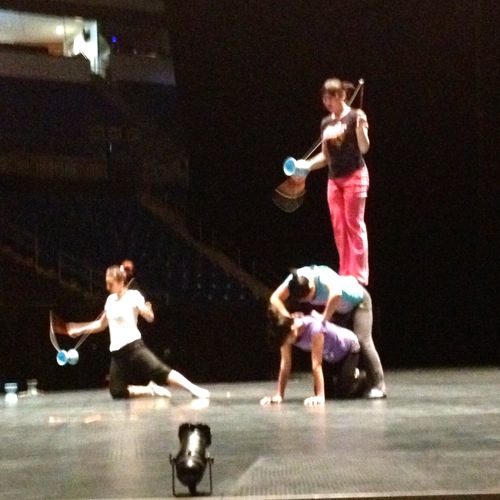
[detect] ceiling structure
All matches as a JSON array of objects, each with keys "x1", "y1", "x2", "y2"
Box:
[{"x1": 0, "y1": 8, "x2": 85, "y2": 46}]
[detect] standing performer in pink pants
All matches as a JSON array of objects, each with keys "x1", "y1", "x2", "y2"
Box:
[{"x1": 299, "y1": 78, "x2": 370, "y2": 285}]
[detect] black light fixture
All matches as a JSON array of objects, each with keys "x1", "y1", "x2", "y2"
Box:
[{"x1": 170, "y1": 423, "x2": 213, "y2": 496}]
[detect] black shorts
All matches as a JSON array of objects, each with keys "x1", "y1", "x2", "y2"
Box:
[{"x1": 109, "y1": 339, "x2": 172, "y2": 399}]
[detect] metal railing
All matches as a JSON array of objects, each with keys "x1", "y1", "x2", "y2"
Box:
[{"x1": 0, "y1": 216, "x2": 104, "y2": 298}]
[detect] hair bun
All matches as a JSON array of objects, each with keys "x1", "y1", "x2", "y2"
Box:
[
  {"x1": 120, "y1": 260, "x2": 135, "y2": 287},
  {"x1": 121, "y1": 259, "x2": 134, "y2": 272}
]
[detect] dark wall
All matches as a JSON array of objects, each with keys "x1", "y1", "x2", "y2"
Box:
[{"x1": 166, "y1": 0, "x2": 499, "y2": 367}]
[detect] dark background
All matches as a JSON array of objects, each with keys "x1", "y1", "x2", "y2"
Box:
[
  {"x1": 165, "y1": 0, "x2": 498, "y2": 367},
  {"x1": 0, "y1": 1, "x2": 497, "y2": 393}
]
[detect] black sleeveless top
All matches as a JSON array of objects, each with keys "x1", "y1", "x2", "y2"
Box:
[{"x1": 321, "y1": 109, "x2": 365, "y2": 179}]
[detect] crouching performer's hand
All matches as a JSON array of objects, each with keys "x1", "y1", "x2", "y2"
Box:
[{"x1": 260, "y1": 395, "x2": 283, "y2": 405}]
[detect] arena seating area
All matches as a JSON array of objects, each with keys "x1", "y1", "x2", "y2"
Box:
[
  {"x1": 0, "y1": 78, "x2": 113, "y2": 157},
  {"x1": 0, "y1": 77, "x2": 179, "y2": 163},
  {"x1": 0, "y1": 185, "x2": 260, "y2": 306},
  {"x1": 0, "y1": 184, "x2": 271, "y2": 388}
]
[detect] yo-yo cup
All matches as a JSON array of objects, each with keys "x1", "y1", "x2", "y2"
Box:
[
  {"x1": 57, "y1": 350, "x2": 69, "y2": 366},
  {"x1": 66, "y1": 349, "x2": 79, "y2": 365},
  {"x1": 283, "y1": 157, "x2": 309, "y2": 178}
]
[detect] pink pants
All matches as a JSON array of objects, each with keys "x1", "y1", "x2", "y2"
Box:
[{"x1": 327, "y1": 166, "x2": 369, "y2": 285}]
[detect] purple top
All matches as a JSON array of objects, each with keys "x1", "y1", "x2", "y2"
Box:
[{"x1": 294, "y1": 316, "x2": 358, "y2": 364}]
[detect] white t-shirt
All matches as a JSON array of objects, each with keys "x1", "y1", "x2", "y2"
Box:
[{"x1": 105, "y1": 289, "x2": 145, "y2": 352}]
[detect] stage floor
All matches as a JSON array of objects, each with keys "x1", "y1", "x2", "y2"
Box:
[{"x1": 1, "y1": 368, "x2": 499, "y2": 500}]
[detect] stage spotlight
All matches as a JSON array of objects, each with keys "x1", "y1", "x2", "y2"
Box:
[{"x1": 170, "y1": 423, "x2": 213, "y2": 496}]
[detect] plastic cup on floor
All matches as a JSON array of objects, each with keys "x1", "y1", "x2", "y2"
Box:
[
  {"x1": 26, "y1": 379, "x2": 39, "y2": 396},
  {"x1": 4, "y1": 382, "x2": 18, "y2": 404}
]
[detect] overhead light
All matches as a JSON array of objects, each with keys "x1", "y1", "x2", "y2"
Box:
[{"x1": 55, "y1": 25, "x2": 64, "y2": 36}]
